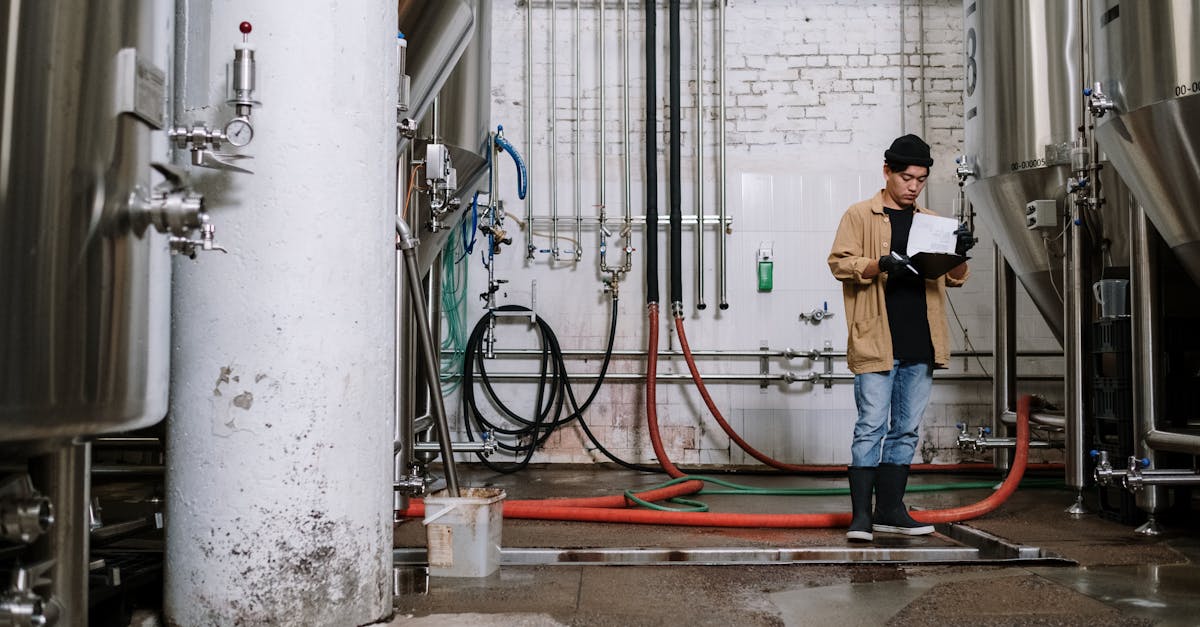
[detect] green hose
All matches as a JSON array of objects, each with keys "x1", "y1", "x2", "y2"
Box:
[{"x1": 439, "y1": 230, "x2": 470, "y2": 395}]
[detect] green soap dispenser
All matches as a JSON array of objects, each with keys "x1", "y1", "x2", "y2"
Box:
[{"x1": 757, "y1": 245, "x2": 773, "y2": 292}]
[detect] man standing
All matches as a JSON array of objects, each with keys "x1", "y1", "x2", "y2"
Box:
[{"x1": 827, "y1": 134, "x2": 974, "y2": 542}]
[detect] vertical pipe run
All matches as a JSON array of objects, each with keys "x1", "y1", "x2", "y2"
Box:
[
  {"x1": 1131, "y1": 205, "x2": 1164, "y2": 520},
  {"x1": 1065, "y1": 204, "x2": 1087, "y2": 493},
  {"x1": 525, "y1": 0, "x2": 534, "y2": 258},
  {"x1": 645, "y1": 0, "x2": 659, "y2": 304},
  {"x1": 717, "y1": 0, "x2": 728, "y2": 310},
  {"x1": 695, "y1": 0, "x2": 706, "y2": 310},
  {"x1": 573, "y1": 0, "x2": 582, "y2": 261},
  {"x1": 992, "y1": 245, "x2": 1016, "y2": 471},
  {"x1": 622, "y1": 0, "x2": 633, "y2": 272},
  {"x1": 31, "y1": 443, "x2": 90, "y2": 626},
  {"x1": 399, "y1": 220, "x2": 461, "y2": 498},
  {"x1": 550, "y1": 0, "x2": 559, "y2": 257},
  {"x1": 669, "y1": 0, "x2": 683, "y2": 310},
  {"x1": 595, "y1": 0, "x2": 604, "y2": 267}
]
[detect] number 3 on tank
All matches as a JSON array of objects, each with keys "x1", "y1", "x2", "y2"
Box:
[{"x1": 223, "y1": 117, "x2": 254, "y2": 147}]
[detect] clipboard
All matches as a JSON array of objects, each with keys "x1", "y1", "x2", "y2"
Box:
[{"x1": 910, "y1": 252, "x2": 968, "y2": 279}]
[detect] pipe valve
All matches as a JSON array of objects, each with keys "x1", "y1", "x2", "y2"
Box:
[
  {"x1": 170, "y1": 219, "x2": 228, "y2": 259},
  {"x1": 1092, "y1": 450, "x2": 1119, "y2": 486},
  {"x1": 127, "y1": 163, "x2": 226, "y2": 258},
  {"x1": 0, "y1": 477, "x2": 53, "y2": 545},
  {"x1": 0, "y1": 560, "x2": 53, "y2": 627},
  {"x1": 1085, "y1": 82, "x2": 1115, "y2": 118},
  {"x1": 799, "y1": 302, "x2": 835, "y2": 325},
  {"x1": 954, "y1": 155, "x2": 976, "y2": 182}
]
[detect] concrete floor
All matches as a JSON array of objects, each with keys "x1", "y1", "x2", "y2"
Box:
[{"x1": 391, "y1": 465, "x2": 1200, "y2": 626}]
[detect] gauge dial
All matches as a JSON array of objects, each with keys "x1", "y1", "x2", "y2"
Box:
[{"x1": 224, "y1": 117, "x2": 254, "y2": 147}]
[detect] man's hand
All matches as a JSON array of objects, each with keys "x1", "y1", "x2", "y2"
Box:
[
  {"x1": 878, "y1": 253, "x2": 918, "y2": 276},
  {"x1": 955, "y1": 224, "x2": 977, "y2": 256}
]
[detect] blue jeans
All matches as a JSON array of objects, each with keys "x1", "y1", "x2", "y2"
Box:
[{"x1": 851, "y1": 360, "x2": 934, "y2": 467}]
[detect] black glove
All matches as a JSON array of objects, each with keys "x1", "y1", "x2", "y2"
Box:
[
  {"x1": 878, "y1": 253, "x2": 917, "y2": 276},
  {"x1": 954, "y1": 224, "x2": 977, "y2": 256}
]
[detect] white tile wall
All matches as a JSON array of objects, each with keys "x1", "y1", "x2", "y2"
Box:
[{"x1": 442, "y1": 0, "x2": 1062, "y2": 467}]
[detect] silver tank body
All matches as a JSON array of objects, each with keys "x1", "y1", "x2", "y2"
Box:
[
  {"x1": 0, "y1": 1, "x2": 170, "y2": 442},
  {"x1": 411, "y1": 0, "x2": 491, "y2": 275},
  {"x1": 1091, "y1": 0, "x2": 1200, "y2": 285},
  {"x1": 962, "y1": 0, "x2": 1081, "y2": 342}
]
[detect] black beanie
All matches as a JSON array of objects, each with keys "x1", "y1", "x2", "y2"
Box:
[{"x1": 884, "y1": 134, "x2": 933, "y2": 168}]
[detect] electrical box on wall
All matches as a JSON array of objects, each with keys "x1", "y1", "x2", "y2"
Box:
[
  {"x1": 757, "y1": 244, "x2": 773, "y2": 292},
  {"x1": 1026, "y1": 199, "x2": 1058, "y2": 230}
]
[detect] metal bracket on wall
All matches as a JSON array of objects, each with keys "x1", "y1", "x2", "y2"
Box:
[
  {"x1": 759, "y1": 341, "x2": 770, "y2": 390},
  {"x1": 822, "y1": 340, "x2": 835, "y2": 389}
]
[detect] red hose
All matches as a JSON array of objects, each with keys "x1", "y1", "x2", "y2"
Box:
[
  {"x1": 910, "y1": 394, "x2": 1031, "y2": 523},
  {"x1": 398, "y1": 396, "x2": 1032, "y2": 528},
  {"x1": 673, "y1": 315, "x2": 855, "y2": 473},
  {"x1": 672, "y1": 315, "x2": 1057, "y2": 474},
  {"x1": 646, "y1": 305, "x2": 688, "y2": 479}
]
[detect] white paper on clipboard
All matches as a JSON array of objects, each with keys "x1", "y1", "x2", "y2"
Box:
[{"x1": 906, "y1": 213, "x2": 959, "y2": 255}]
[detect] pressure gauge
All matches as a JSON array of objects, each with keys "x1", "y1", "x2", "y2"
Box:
[{"x1": 223, "y1": 117, "x2": 254, "y2": 147}]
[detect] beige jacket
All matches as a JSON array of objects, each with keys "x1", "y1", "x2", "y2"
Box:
[{"x1": 827, "y1": 190, "x2": 968, "y2": 374}]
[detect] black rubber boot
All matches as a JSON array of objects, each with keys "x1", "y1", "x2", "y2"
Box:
[
  {"x1": 872, "y1": 463, "x2": 934, "y2": 535},
  {"x1": 846, "y1": 466, "x2": 876, "y2": 542}
]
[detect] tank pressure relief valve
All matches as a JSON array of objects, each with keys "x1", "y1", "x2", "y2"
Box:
[
  {"x1": 757, "y1": 243, "x2": 774, "y2": 292},
  {"x1": 169, "y1": 21, "x2": 260, "y2": 173}
]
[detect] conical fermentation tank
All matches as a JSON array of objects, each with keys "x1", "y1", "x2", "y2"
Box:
[
  {"x1": 1090, "y1": 0, "x2": 1200, "y2": 286},
  {"x1": 961, "y1": 0, "x2": 1082, "y2": 342},
  {"x1": 0, "y1": 1, "x2": 171, "y2": 443}
]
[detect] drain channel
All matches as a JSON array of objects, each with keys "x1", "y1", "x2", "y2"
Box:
[{"x1": 394, "y1": 523, "x2": 1074, "y2": 567}]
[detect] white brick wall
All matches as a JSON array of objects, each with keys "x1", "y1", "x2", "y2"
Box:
[{"x1": 445, "y1": 0, "x2": 1061, "y2": 468}]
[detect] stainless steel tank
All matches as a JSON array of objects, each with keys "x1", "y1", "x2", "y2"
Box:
[
  {"x1": 962, "y1": 0, "x2": 1082, "y2": 342},
  {"x1": 399, "y1": 0, "x2": 477, "y2": 147},
  {"x1": 412, "y1": 0, "x2": 491, "y2": 274},
  {"x1": 1090, "y1": 0, "x2": 1200, "y2": 286},
  {"x1": 0, "y1": 1, "x2": 170, "y2": 442}
]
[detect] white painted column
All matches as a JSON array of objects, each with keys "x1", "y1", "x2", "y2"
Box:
[{"x1": 165, "y1": 1, "x2": 397, "y2": 624}]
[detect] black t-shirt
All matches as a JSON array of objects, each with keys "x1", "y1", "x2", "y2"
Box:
[{"x1": 884, "y1": 206, "x2": 933, "y2": 364}]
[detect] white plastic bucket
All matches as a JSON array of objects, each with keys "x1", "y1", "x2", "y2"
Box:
[
  {"x1": 1093, "y1": 279, "x2": 1129, "y2": 319},
  {"x1": 423, "y1": 487, "x2": 505, "y2": 577}
]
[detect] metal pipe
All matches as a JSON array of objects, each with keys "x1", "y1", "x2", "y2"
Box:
[
  {"x1": 91, "y1": 465, "x2": 165, "y2": 476},
  {"x1": 717, "y1": 0, "x2": 728, "y2": 310},
  {"x1": 1132, "y1": 206, "x2": 1200, "y2": 457},
  {"x1": 412, "y1": 442, "x2": 491, "y2": 454},
  {"x1": 573, "y1": 0, "x2": 582, "y2": 261},
  {"x1": 443, "y1": 372, "x2": 1061, "y2": 383},
  {"x1": 31, "y1": 443, "x2": 90, "y2": 626},
  {"x1": 1131, "y1": 204, "x2": 1166, "y2": 524},
  {"x1": 511, "y1": 214, "x2": 729, "y2": 226},
  {"x1": 396, "y1": 198, "x2": 416, "y2": 512},
  {"x1": 967, "y1": 438, "x2": 1056, "y2": 450},
  {"x1": 598, "y1": 0, "x2": 606, "y2": 273},
  {"x1": 92, "y1": 437, "x2": 162, "y2": 448},
  {"x1": 525, "y1": 0, "x2": 534, "y2": 258},
  {"x1": 999, "y1": 411, "x2": 1066, "y2": 429},
  {"x1": 899, "y1": 0, "x2": 906, "y2": 133},
  {"x1": 1127, "y1": 473, "x2": 1200, "y2": 488},
  {"x1": 465, "y1": 347, "x2": 1063, "y2": 359},
  {"x1": 993, "y1": 245, "x2": 1017, "y2": 471},
  {"x1": 694, "y1": 0, "x2": 706, "y2": 310},
  {"x1": 397, "y1": 218, "x2": 460, "y2": 497},
  {"x1": 1065, "y1": 192, "x2": 1087, "y2": 492},
  {"x1": 621, "y1": 0, "x2": 633, "y2": 273},
  {"x1": 549, "y1": 0, "x2": 559, "y2": 257},
  {"x1": 918, "y1": 0, "x2": 926, "y2": 139}
]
